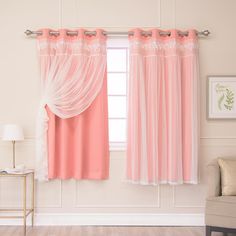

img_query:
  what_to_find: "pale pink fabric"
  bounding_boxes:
[127,29,199,185]
[36,28,109,180]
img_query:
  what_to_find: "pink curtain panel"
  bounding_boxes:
[36,29,109,180]
[127,29,199,185]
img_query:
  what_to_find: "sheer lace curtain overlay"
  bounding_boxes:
[127,29,199,185]
[35,27,199,184]
[36,28,107,181]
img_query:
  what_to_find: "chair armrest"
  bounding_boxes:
[207,160,221,197]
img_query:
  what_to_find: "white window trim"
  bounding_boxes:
[109,142,127,151]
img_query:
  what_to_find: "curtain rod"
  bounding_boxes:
[24,29,210,37]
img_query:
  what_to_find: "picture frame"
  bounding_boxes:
[208,76,236,119]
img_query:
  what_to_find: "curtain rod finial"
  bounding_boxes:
[24,30,33,36]
[202,30,210,36]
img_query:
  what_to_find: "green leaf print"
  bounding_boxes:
[224,88,234,110]
[218,94,224,110]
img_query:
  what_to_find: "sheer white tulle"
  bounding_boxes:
[127,29,199,185]
[36,29,107,181]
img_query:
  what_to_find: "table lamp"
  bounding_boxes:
[2,124,24,168]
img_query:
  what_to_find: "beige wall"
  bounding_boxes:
[0,0,236,225]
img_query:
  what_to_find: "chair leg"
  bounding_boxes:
[206,226,211,236]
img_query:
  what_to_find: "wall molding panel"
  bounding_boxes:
[2,136,236,147]
[35,180,63,208]
[72,0,161,29]
[172,186,205,208]
[75,159,160,208]
[75,187,160,209]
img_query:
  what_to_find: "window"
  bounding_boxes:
[107,39,129,150]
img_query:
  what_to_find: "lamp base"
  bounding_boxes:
[12,140,16,169]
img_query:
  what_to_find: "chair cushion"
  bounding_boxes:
[205,196,236,228]
[206,196,236,217]
[218,158,236,196]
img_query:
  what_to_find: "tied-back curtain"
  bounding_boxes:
[36,28,107,181]
[127,29,199,185]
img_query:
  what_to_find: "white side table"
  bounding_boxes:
[0,170,35,236]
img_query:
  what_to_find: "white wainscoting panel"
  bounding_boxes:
[75,157,160,208]
[172,185,205,208]
[61,0,161,28]
[36,180,62,208]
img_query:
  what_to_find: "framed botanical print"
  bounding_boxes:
[208,76,236,119]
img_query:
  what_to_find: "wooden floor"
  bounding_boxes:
[0,226,211,236]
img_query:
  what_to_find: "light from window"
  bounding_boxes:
[107,41,128,150]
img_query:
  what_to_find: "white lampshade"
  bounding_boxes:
[2,124,24,141]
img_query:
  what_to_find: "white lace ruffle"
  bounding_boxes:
[35,103,49,181]
[38,39,107,55]
[36,37,107,181]
[129,39,198,56]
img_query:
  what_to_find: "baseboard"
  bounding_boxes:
[0,213,204,226]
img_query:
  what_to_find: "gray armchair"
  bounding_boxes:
[205,158,236,236]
